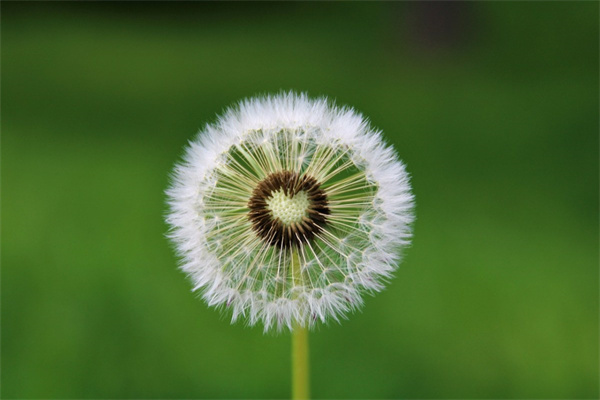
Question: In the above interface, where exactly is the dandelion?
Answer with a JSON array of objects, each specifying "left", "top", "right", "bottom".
[
  {"left": 166, "top": 92, "right": 414, "bottom": 397},
  {"left": 167, "top": 91, "right": 413, "bottom": 328}
]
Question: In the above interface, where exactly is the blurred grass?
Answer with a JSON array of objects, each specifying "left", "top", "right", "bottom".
[{"left": 2, "top": 2, "right": 598, "bottom": 399}]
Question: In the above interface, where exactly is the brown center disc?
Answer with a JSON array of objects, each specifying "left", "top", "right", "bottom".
[{"left": 247, "top": 171, "right": 330, "bottom": 248}]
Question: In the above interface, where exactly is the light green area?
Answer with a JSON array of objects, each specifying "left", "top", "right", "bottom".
[
  {"left": 267, "top": 190, "right": 310, "bottom": 226},
  {"left": 2, "top": 2, "right": 598, "bottom": 399}
]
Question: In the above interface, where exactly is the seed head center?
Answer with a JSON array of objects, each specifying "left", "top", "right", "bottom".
[
  {"left": 247, "top": 170, "right": 330, "bottom": 248},
  {"left": 266, "top": 189, "right": 309, "bottom": 225}
]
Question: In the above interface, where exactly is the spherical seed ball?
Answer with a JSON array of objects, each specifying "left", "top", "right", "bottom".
[{"left": 166, "top": 92, "right": 415, "bottom": 332}]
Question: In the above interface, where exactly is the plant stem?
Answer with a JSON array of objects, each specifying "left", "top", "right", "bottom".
[
  {"left": 292, "top": 324, "right": 310, "bottom": 399},
  {"left": 291, "top": 250, "right": 310, "bottom": 400}
]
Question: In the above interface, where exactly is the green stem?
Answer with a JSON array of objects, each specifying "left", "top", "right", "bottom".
[
  {"left": 292, "top": 324, "right": 310, "bottom": 399},
  {"left": 291, "top": 250, "right": 310, "bottom": 400}
]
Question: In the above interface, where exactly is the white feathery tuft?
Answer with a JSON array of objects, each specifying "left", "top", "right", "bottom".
[{"left": 166, "top": 92, "right": 414, "bottom": 332}]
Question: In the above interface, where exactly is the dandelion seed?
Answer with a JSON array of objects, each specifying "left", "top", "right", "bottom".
[{"left": 166, "top": 92, "right": 414, "bottom": 332}]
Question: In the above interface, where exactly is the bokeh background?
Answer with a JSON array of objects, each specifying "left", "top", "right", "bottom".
[{"left": 2, "top": 2, "right": 598, "bottom": 399}]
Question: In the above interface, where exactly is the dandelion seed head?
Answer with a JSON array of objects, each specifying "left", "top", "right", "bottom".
[{"left": 166, "top": 92, "right": 414, "bottom": 332}]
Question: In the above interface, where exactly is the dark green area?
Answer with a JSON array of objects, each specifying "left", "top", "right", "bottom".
[{"left": 2, "top": 2, "right": 598, "bottom": 398}]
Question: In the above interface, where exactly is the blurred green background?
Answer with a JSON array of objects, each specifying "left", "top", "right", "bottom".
[{"left": 2, "top": 2, "right": 598, "bottom": 399}]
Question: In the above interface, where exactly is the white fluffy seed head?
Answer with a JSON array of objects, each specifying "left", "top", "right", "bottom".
[{"left": 166, "top": 92, "right": 415, "bottom": 332}]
